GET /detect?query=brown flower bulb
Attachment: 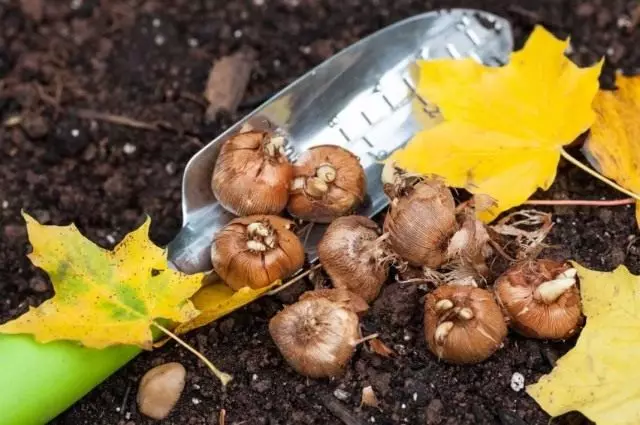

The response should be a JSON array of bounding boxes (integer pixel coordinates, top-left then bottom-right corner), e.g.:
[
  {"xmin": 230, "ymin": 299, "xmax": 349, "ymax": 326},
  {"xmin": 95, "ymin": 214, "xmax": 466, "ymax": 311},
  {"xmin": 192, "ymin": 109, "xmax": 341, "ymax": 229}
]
[
  {"xmin": 382, "ymin": 164, "xmax": 457, "ymax": 268},
  {"xmin": 211, "ymin": 215, "xmax": 304, "ymax": 290},
  {"xmin": 424, "ymin": 285, "xmax": 507, "ymax": 364},
  {"xmin": 299, "ymin": 288, "xmax": 369, "ymax": 316},
  {"xmin": 211, "ymin": 131, "xmax": 293, "ymax": 216},
  {"xmin": 317, "ymin": 216, "xmax": 390, "ymax": 302},
  {"xmin": 287, "ymin": 145, "xmax": 366, "ymax": 223},
  {"xmin": 269, "ymin": 297, "xmax": 360, "ymax": 378},
  {"xmin": 495, "ymin": 259, "xmax": 582, "ymax": 340}
]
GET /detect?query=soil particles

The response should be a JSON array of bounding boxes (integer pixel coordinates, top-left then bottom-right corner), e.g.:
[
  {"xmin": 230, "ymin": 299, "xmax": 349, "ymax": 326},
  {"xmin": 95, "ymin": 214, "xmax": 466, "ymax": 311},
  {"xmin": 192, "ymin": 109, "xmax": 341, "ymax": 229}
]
[{"xmin": 2, "ymin": 0, "xmax": 640, "ymax": 424}]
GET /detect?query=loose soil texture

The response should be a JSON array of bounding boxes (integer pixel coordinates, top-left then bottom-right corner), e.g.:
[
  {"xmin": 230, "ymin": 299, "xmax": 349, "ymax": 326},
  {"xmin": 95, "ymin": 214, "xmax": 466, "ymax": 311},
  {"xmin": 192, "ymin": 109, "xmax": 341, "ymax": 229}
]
[{"xmin": 2, "ymin": 0, "xmax": 640, "ymax": 424}]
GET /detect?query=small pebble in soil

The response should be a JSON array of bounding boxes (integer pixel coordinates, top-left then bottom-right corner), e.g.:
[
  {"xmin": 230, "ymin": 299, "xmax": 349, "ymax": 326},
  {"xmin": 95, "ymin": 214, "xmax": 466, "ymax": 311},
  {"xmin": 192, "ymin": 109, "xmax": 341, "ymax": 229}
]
[
  {"xmin": 165, "ymin": 162, "xmax": 176, "ymax": 175},
  {"xmin": 2, "ymin": 200, "xmax": 8, "ymax": 209},
  {"xmin": 333, "ymin": 388, "xmax": 350, "ymax": 400},
  {"xmin": 155, "ymin": 34, "xmax": 166, "ymax": 46},
  {"xmin": 188, "ymin": 37, "xmax": 199, "ymax": 47},
  {"xmin": 137, "ymin": 362, "xmax": 186, "ymax": 420},
  {"xmin": 510, "ymin": 372, "xmax": 525, "ymax": 392},
  {"xmin": 192, "ymin": 398, "xmax": 201, "ymax": 405},
  {"xmin": 122, "ymin": 143, "xmax": 137, "ymax": 155}
]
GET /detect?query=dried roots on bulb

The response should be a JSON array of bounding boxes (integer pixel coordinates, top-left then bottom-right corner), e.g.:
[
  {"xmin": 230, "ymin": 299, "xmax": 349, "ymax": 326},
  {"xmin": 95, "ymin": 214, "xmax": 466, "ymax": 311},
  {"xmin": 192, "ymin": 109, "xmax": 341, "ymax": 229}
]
[
  {"xmin": 317, "ymin": 216, "xmax": 392, "ymax": 302},
  {"xmin": 494, "ymin": 259, "xmax": 582, "ymax": 340},
  {"xmin": 299, "ymin": 288, "xmax": 369, "ymax": 316},
  {"xmin": 287, "ymin": 145, "xmax": 366, "ymax": 223},
  {"xmin": 211, "ymin": 130, "xmax": 293, "ymax": 216},
  {"xmin": 424, "ymin": 285, "xmax": 507, "ymax": 364},
  {"xmin": 445, "ymin": 211, "xmax": 493, "ymax": 281},
  {"xmin": 490, "ymin": 210, "xmax": 554, "ymax": 260},
  {"xmin": 211, "ymin": 215, "xmax": 304, "ymax": 290},
  {"xmin": 382, "ymin": 166, "xmax": 457, "ymax": 268},
  {"xmin": 269, "ymin": 297, "xmax": 360, "ymax": 378}
]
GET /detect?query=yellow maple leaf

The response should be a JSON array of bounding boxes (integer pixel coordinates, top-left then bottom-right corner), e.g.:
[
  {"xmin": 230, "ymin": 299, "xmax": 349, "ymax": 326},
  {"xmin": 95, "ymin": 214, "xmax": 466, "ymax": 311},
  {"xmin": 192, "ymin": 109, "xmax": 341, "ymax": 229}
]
[
  {"xmin": 0, "ymin": 212, "xmax": 203, "ymax": 350},
  {"xmin": 154, "ymin": 279, "xmax": 280, "ymax": 345},
  {"xmin": 585, "ymin": 73, "xmax": 640, "ymax": 226},
  {"xmin": 527, "ymin": 263, "xmax": 640, "ymax": 425},
  {"xmin": 389, "ymin": 26, "xmax": 603, "ymax": 221}
]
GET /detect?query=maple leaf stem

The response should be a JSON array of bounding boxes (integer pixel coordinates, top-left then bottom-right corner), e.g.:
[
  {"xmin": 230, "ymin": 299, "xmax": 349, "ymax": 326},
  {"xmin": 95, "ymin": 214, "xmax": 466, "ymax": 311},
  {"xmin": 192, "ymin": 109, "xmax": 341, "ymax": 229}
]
[
  {"xmin": 560, "ymin": 148, "xmax": 640, "ymax": 201},
  {"xmin": 525, "ymin": 198, "xmax": 635, "ymax": 206},
  {"xmin": 151, "ymin": 321, "xmax": 233, "ymax": 387}
]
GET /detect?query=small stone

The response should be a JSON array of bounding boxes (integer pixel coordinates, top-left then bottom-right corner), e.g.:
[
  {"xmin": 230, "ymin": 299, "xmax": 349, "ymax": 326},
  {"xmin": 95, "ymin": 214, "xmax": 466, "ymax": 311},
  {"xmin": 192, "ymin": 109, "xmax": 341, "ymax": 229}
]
[
  {"xmin": 333, "ymin": 388, "xmax": 350, "ymax": 401},
  {"xmin": 192, "ymin": 397, "xmax": 201, "ymax": 405},
  {"xmin": 123, "ymin": 143, "xmax": 136, "ymax": 154},
  {"xmin": 137, "ymin": 362, "xmax": 186, "ymax": 420},
  {"xmin": 165, "ymin": 162, "xmax": 176, "ymax": 175},
  {"xmin": 425, "ymin": 399, "xmax": 443, "ymax": 425},
  {"xmin": 510, "ymin": 372, "xmax": 525, "ymax": 392},
  {"xmin": 1, "ymin": 200, "xmax": 8, "ymax": 209},
  {"xmin": 233, "ymin": 29, "xmax": 243, "ymax": 38},
  {"xmin": 154, "ymin": 34, "xmax": 166, "ymax": 46}
]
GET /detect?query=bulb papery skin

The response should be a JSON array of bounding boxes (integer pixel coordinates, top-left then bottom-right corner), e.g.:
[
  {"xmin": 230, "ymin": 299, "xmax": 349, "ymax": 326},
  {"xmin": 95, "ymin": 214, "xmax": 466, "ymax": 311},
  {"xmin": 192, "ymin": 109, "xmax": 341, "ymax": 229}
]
[
  {"xmin": 424, "ymin": 285, "xmax": 507, "ymax": 364},
  {"xmin": 299, "ymin": 288, "xmax": 369, "ymax": 316},
  {"xmin": 384, "ymin": 179, "xmax": 457, "ymax": 268},
  {"xmin": 269, "ymin": 297, "xmax": 360, "ymax": 378},
  {"xmin": 495, "ymin": 259, "xmax": 583, "ymax": 340},
  {"xmin": 211, "ymin": 131, "xmax": 293, "ymax": 216},
  {"xmin": 317, "ymin": 216, "xmax": 389, "ymax": 302},
  {"xmin": 287, "ymin": 145, "xmax": 366, "ymax": 223},
  {"xmin": 211, "ymin": 215, "xmax": 304, "ymax": 290}
]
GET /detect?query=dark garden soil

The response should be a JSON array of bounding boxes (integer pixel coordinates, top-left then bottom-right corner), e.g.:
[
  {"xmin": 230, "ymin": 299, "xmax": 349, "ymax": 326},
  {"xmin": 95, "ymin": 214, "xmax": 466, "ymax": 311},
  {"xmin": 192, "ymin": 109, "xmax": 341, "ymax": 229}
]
[{"xmin": 2, "ymin": 0, "xmax": 640, "ymax": 424}]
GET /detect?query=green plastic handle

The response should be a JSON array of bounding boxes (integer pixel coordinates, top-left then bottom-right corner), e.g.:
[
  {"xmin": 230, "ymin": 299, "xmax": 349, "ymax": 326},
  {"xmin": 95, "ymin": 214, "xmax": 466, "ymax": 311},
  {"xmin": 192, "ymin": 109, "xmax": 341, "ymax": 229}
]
[{"xmin": 0, "ymin": 334, "xmax": 140, "ymax": 425}]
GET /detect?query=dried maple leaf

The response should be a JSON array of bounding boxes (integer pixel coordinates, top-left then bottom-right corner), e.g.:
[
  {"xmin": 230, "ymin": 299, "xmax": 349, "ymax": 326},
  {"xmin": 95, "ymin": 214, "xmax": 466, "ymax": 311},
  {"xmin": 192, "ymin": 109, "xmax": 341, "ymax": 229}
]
[
  {"xmin": 0, "ymin": 212, "xmax": 203, "ymax": 350},
  {"xmin": 584, "ymin": 73, "xmax": 640, "ymax": 226},
  {"xmin": 528, "ymin": 263, "xmax": 640, "ymax": 425},
  {"xmin": 388, "ymin": 26, "xmax": 603, "ymax": 222}
]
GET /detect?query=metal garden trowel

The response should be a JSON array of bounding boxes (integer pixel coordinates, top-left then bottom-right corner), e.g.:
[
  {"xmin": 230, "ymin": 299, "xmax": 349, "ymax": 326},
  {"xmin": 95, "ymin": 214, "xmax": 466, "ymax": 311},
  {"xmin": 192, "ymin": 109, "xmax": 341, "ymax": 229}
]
[{"xmin": 167, "ymin": 8, "xmax": 514, "ymax": 275}]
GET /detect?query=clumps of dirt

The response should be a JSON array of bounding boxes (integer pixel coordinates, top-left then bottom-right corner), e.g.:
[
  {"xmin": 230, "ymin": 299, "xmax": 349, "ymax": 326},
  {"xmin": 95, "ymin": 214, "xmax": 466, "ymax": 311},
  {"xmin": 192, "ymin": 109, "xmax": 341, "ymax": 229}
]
[{"xmin": 2, "ymin": 1, "xmax": 636, "ymax": 425}]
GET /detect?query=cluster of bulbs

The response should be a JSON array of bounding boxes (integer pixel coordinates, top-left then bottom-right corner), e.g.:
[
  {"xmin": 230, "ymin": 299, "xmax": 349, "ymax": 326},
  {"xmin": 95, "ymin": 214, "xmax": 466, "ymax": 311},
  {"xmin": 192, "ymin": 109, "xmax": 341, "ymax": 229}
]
[{"xmin": 209, "ymin": 129, "xmax": 583, "ymax": 378}]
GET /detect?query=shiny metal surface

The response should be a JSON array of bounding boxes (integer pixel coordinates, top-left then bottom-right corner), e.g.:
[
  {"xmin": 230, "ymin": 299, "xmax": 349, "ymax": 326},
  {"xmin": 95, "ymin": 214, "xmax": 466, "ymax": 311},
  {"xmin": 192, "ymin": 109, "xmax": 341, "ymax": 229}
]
[{"xmin": 168, "ymin": 8, "xmax": 514, "ymax": 274}]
